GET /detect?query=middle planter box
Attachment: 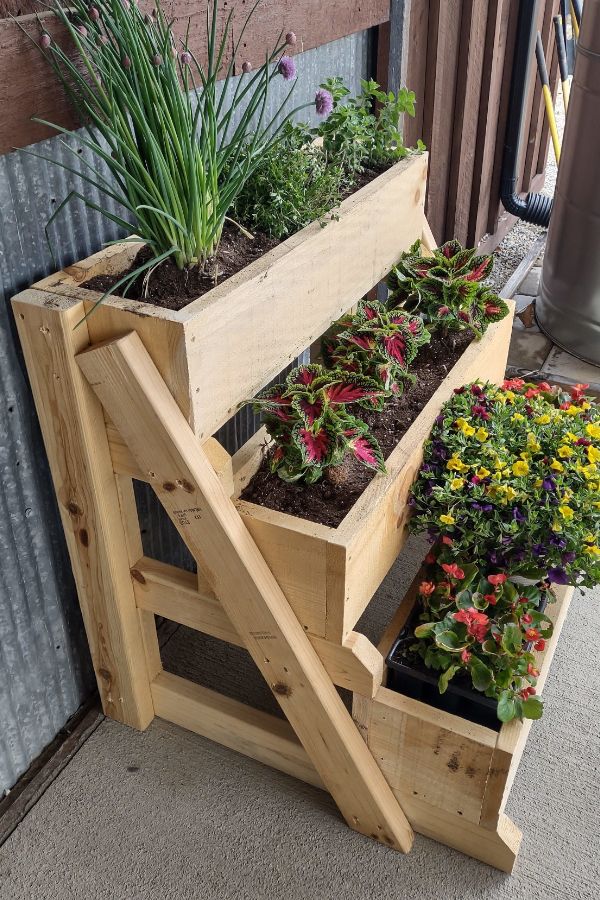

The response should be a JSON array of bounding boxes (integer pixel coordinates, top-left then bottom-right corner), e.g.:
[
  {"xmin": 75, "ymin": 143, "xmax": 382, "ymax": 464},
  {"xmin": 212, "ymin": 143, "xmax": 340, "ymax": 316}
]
[{"xmin": 232, "ymin": 307, "xmax": 514, "ymax": 643}]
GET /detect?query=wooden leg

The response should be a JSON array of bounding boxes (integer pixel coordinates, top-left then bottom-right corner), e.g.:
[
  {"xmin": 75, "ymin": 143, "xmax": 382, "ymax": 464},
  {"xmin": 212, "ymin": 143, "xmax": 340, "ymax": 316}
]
[
  {"xmin": 77, "ymin": 331, "xmax": 414, "ymax": 854},
  {"xmin": 13, "ymin": 294, "xmax": 154, "ymax": 729}
]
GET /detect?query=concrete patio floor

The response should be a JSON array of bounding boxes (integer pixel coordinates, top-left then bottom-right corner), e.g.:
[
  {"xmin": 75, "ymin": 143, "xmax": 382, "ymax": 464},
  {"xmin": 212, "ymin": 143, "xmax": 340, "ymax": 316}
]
[{"xmin": 0, "ymin": 531, "xmax": 599, "ymax": 900}]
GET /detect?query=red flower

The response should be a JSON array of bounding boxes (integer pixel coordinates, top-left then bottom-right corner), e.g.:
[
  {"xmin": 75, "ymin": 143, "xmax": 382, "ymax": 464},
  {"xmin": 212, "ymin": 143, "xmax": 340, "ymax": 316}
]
[
  {"xmin": 521, "ymin": 613, "xmax": 533, "ymax": 625},
  {"xmin": 442, "ymin": 536, "xmax": 453, "ymax": 546},
  {"xmin": 571, "ymin": 383, "xmax": 589, "ymax": 402},
  {"xmin": 471, "ymin": 475, "xmax": 481, "ymax": 485},
  {"xmin": 458, "ymin": 311, "xmax": 470, "ymax": 322},
  {"xmin": 425, "ymin": 552, "xmax": 436, "ymax": 565},
  {"xmin": 519, "ymin": 596, "xmax": 529, "ymax": 604},
  {"xmin": 524, "ymin": 387, "xmax": 539, "ymax": 399},
  {"xmin": 487, "ymin": 573, "xmax": 507, "ymax": 586},
  {"xmin": 527, "ymin": 663, "xmax": 540, "ymax": 677},
  {"xmin": 461, "ymin": 648, "xmax": 471, "ymax": 663},
  {"xmin": 503, "ymin": 378, "xmax": 525, "ymax": 390},
  {"xmin": 520, "ymin": 686, "xmax": 536, "ymax": 699},
  {"xmin": 454, "ymin": 608, "xmax": 489, "ymax": 642},
  {"xmin": 534, "ymin": 639, "xmax": 546, "ymax": 651},
  {"xmin": 525, "ymin": 628, "xmax": 540, "ymax": 641},
  {"xmin": 560, "ymin": 402, "xmax": 572, "ymax": 410},
  {"xmin": 471, "ymin": 404, "xmax": 490, "ymax": 419},
  {"xmin": 442, "ymin": 563, "xmax": 465, "ymax": 580},
  {"xmin": 484, "ymin": 593, "xmax": 497, "ymax": 605},
  {"xmin": 538, "ymin": 381, "xmax": 552, "ymax": 391},
  {"xmin": 419, "ymin": 581, "xmax": 436, "ymax": 596}
]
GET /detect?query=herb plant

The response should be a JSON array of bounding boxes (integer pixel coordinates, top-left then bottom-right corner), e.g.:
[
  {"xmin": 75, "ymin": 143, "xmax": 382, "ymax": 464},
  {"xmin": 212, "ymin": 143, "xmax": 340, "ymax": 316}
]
[
  {"xmin": 27, "ymin": 0, "xmax": 324, "ymax": 302},
  {"xmin": 231, "ymin": 122, "xmax": 346, "ymax": 240},
  {"xmin": 387, "ymin": 240, "xmax": 509, "ymax": 339},
  {"xmin": 409, "ymin": 379, "xmax": 600, "ymax": 585},
  {"xmin": 409, "ymin": 548, "xmax": 552, "ymax": 722},
  {"xmin": 252, "ymin": 364, "xmax": 386, "ymax": 483},
  {"xmin": 315, "ymin": 77, "xmax": 421, "ymax": 179},
  {"xmin": 323, "ymin": 300, "xmax": 430, "ymax": 400}
]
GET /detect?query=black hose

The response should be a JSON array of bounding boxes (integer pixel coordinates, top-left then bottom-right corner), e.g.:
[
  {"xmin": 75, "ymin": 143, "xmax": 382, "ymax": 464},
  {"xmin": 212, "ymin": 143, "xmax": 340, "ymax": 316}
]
[{"xmin": 500, "ymin": 0, "xmax": 553, "ymax": 227}]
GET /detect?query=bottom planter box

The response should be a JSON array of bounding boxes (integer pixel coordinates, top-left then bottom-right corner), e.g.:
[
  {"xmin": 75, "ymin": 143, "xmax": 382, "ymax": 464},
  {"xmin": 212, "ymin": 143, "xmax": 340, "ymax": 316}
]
[{"xmin": 352, "ymin": 572, "xmax": 574, "ymax": 872}]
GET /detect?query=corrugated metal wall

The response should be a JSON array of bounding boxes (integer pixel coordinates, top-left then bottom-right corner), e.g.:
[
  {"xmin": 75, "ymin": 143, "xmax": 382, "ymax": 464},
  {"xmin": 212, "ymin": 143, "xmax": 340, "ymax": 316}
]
[{"xmin": 0, "ymin": 30, "xmax": 371, "ymax": 794}]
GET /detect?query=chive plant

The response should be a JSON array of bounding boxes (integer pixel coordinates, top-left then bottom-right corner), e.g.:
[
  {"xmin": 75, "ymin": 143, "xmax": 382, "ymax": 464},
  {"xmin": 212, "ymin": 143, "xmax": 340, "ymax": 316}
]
[{"xmin": 25, "ymin": 0, "xmax": 327, "ymax": 302}]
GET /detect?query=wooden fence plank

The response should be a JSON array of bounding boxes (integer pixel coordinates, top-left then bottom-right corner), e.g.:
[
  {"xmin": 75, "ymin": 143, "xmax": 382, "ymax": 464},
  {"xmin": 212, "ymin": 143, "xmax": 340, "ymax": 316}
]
[
  {"xmin": 403, "ymin": 0, "xmax": 429, "ymax": 150},
  {"xmin": 0, "ymin": 1, "xmax": 389, "ymax": 155}
]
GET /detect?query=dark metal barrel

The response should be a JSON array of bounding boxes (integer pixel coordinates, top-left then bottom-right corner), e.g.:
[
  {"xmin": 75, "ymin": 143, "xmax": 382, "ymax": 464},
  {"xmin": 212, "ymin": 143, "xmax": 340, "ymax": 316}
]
[{"xmin": 536, "ymin": 0, "xmax": 600, "ymax": 365}]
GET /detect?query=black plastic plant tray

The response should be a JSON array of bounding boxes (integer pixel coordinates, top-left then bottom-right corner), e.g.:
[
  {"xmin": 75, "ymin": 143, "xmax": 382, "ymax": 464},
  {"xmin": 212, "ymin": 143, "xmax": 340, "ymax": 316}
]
[{"xmin": 385, "ymin": 593, "xmax": 549, "ymax": 732}]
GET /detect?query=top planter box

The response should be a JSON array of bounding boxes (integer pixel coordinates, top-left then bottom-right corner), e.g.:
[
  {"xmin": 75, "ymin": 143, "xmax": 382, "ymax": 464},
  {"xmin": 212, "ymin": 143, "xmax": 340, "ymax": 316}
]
[{"xmin": 34, "ymin": 154, "xmax": 430, "ymax": 442}]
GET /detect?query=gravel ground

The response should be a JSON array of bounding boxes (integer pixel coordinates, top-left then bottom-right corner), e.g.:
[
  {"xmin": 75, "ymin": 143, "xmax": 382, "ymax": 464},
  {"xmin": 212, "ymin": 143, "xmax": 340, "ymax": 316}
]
[{"xmin": 485, "ymin": 92, "xmax": 565, "ymax": 293}]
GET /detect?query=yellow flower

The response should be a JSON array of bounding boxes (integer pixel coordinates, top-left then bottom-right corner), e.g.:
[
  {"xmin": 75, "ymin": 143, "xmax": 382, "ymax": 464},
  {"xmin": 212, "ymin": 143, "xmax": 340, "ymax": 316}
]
[
  {"xmin": 565, "ymin": 405, "xmax": 581, "ymax": 416},
  {"xmin": 439, "ymin": 514, "xmax": 455, "ymax": 525},
  {"xmin": 551, "ymin": 520, "xmax": 563, "ymax": 532},
  {"xmin": 505, "ymin": 486, "xmax": 517, "ymax": 502},
  {"xmin": 586, "ymin": 423, "xmax": 600, "ymax": 439},
  {"xmin": 475, "ymin": 427, "xmax": 489, "ymax": 443},
  {"xmin": 550, "ymin": 459, "xmax": 564, "ymax": 472},
  {"xmin": 447, "ymin": 456, "xmax": 469, "ymax": 473},
  {"xmin": 585, "ymin": 534, "xmax": 596, "ymax": 543},
  {"xmin": 455, "ymin": 418, "xmax": 475, "ymax": 437},
  {"xmin": 527, "ymin": 433, "xmax": 541, "ymax": 452},
  {"xmin": 583, "ymin": 464, "xmax": 598, "ymax": 480},
  {"xmin": 558, "ymin": 505, "xmax": 574, "ymax": 519},
  {"xmin": 558, "ymin": 445, "xmax": 574, "ymax": 458},
  {"xmin": 535, "ymin": 414, "xmax": 551, "ymax": 425},
  {"xmin": 585, "ymin": 545, "xmax": 600, "ymax": 556},
  {"xmin": 534, "ymin": 478, "xmax": 543, "ymax": 488},
  {"xmin": 565, "ymin": 431, "xmax": 580, "ymax": 444},
  {"xmin": 512, "ymin": 460, "xmax": 529, "ymax": 476},
  {"xmin": 588, "ymin": 445, "xmax": 600, "ymax": 464},
  {"xmin": 520, "ymin": 451, "xmax": 531, "ymax": 461},
  {"xmin": 450, "ymin": 478, "xmax": 465, "ymax": 490},
  {"xmin": 512, "ymin": 412, "xmax": 526, "ymax": 422},
  {"xmin": 476, "ymin": 466, "xmax": 491, "ymax": 479},
  {"xmin": 581, "ymin": 402, "xmax": 591, "ymax": 411},
  {"xmin": 504, "ymin": 390, "xmax": 516, "ymax": 402}
]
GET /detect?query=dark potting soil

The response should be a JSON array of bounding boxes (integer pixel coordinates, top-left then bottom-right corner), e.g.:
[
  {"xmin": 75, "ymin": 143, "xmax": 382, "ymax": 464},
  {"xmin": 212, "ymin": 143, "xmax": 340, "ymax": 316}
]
[
  {"xmin": 83, "ymin": 223, "xmax": 280, "ymax": 311},
  {"xmin": 240, "ymin": 331, "xmax": 473, "ymax": 528}
]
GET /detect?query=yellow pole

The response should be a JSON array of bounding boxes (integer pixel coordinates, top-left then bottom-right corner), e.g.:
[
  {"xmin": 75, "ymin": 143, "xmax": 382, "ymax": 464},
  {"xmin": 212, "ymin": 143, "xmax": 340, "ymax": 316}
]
[{"xmin": 536, "ymin": 33, "xmax": 561, "ymax": 164}]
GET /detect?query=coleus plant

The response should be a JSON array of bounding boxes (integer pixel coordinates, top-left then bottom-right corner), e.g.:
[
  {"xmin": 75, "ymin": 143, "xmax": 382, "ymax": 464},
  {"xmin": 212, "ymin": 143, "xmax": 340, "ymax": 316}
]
[
  {"xmin": 410, "ymin": 547, "xmax": 553, "ymax": 722},
  {"xmin": 252, "ymin": 364, "xmax": 387, "ymax": 483},
  {"xmin": 386, "ymin": 239, "xmax": 509, "ymax": 339},
  {"xmin": 322, "ymin": 300, "xmax": 430, "ymax": 400}
]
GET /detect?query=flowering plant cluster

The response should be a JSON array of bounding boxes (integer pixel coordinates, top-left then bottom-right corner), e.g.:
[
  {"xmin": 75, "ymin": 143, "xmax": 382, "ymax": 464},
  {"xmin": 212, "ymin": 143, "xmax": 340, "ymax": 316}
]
[
  {"xmin": 252, "ymin": 364, "xmax": 386, "ymax": 483},
  {"xmin": 386, "ymin": 240, "xmax": 509, "ymax": 339},
  {"xmin": 30, "ymin": 0, "xmax": 328, "ymax": 306},
  {"xmin": 322, "ymin": 301, "xmax": 430, "ymax": 400},
  {"xmin": 410, "ymin": 547, "xmax": 552, "ymax": 722},
  {"xmin": 409, "ymin": 379, "xmax": 600, "ymax": 586}
]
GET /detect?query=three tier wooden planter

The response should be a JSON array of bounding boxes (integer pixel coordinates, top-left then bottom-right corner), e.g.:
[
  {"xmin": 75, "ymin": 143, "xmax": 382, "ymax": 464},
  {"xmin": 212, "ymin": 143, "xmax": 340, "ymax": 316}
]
[{"xmin": 13, "ymin": 152, "xmax": 527, "ymax": 869}]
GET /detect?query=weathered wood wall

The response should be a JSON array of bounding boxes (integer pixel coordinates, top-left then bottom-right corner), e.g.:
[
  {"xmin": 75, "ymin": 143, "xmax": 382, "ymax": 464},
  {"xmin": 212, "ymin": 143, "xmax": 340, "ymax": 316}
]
[{"xmin": 401, "ymin": 0, "xmax": 561, "ymax": 249}]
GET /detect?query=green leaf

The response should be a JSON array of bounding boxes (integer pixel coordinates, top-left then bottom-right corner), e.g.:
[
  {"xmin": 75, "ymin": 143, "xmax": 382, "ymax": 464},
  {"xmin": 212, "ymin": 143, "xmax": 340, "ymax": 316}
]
[
  {"xmin": 469, "ymin": 656, "xmax": 493, "ymax": 691},
  {"xmin": 438, "ymin": 665, "xmax": 459, "ymax": 694},
  {"xmin": 472, "ymin": 591, "xmax": 489, "ymax": 610},
  {"xmin": 497, "ymin": 691, "xmax": 518, "ymax": 723},
  {"xmin": 455, "ymin": 590, "xmax": 473, "ymax": 609},
  {"xmin": 501, "ymin": 623, "xmax": 523, "ymax": 655},
  {"xmin": 435, "ymin": 630, "xmax": 468, "ymax": 652},
  {"xmin": 414, "ymin": 622, "xmax": 436, "ymax": 639},
  {"xmin": 522, "ymin": 696, "xmax": 544, "ymax": 720}
]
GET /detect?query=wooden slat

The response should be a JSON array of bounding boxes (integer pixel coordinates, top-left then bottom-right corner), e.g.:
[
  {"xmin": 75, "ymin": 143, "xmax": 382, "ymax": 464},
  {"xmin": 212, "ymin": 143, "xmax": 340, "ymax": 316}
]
[
  {"xmin": 403, "ymin": 0, "xmax": 429, "ymax": 150},
  {"xmin": 11, "ymin": 290, "xmax": 154, "ymax": 729},
  {"xmin": 522, "ymin": 1, "xmax": 559, "ymax": 187},
  {"xmin": 0, "ymin": 1, "xmax": 389, "ymax": 155},
  {"xmin": 77, "ymin": 330, "xmax": 414, "ymax": 853},
  {"xmin": 151, "ymin": 671, "xmax": 324, "ymax": 790},
  {"xmin": 131, "ymin": 556, "xmax": 384, "ymax": 697}
]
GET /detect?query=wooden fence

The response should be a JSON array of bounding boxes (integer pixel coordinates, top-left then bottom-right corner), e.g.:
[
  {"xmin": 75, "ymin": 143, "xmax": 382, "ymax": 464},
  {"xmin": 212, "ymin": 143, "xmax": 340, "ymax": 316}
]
[
  {"xmin": 398, "ymin": 0, "xmax": 560, "ymax": 249},
  {"xmin": 1, "ymin": 0, "xmax": 559, "ymax": 250}
]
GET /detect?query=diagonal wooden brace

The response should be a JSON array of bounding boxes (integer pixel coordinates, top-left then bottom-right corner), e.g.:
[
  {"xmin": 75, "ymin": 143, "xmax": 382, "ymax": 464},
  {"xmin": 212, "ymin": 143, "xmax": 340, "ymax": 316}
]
[{"xmin": 77, "ymin": 330, "xmax": 414, "ymax": 854}]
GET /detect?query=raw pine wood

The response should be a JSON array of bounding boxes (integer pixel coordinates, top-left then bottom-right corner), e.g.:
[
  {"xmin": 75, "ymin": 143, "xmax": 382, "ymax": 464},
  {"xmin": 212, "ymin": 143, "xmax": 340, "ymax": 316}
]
[
  {"xmin": 76, "ymin": 331, "xmax": 414, "ymax": 853},
  {"xmin": 352, "ymin": 575, "xmax": 575, "ymax": 870},
  {"xmin": 151, "ymin": 671, "xmax": 324, "ymax": 790},
  {"xmin": 1, "ymin": 1, "xmax": 389, "ymax": 155},
  {"xmin": 11, "ymin": 290, "xmax": 154, "ymax": 729},
  {"xmin": 32, "ymin": 155, "xmax": 428, "ymax": 441},
  {"xmin": 132, "ymin": 556, "xmax": 384, "ymax": 697}
]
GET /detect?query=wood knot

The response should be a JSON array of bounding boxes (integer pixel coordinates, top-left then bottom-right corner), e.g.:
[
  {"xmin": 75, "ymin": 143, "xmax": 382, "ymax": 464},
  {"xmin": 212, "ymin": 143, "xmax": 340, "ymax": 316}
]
[
  {"xmin": 162, "ymin": 482, "xmax": 177, "ymax": 492},
  {"xmin": 98, "ymin": 667, "xmax": 111, "ymax": 684},
  {"xmin": 447, "ymin": 752, "xmax": 460, "ymax": 772},
  {"xmin": 66, "ymin": 500, "xmax": 82, "ymax": 516},
  {"xmin": 272, "ymin": 682, "xmax": 292, "ymax": 697},
  {"xmin": 178, "ymin": 479, "xmax": 195, "ymax": 493},
  {"xmin": 130, "ymin": 569, "xmax": 146, "ymax": 585},
  {"xmin": 79, "ymin": 528, "xmax": 89, "ymax": 547}
]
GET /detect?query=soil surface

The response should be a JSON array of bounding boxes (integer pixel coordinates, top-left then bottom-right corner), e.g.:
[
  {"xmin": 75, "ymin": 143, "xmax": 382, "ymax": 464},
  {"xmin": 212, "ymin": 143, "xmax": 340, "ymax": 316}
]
[
  {"xmin": 83, "ymin": 224, "xmax": 280, "ymax": 311},
  {"xmin": 240, "ymin": 331, "xmax": 472, "ymax": 528}
]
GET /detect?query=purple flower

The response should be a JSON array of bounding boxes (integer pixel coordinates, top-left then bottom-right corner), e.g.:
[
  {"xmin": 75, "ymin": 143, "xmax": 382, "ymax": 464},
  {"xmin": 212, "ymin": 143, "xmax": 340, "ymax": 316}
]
[
  {"xmin": 88, "ymin": 6, "xmax": 100, "ymax": 21},
  {"xmin": 315, "ymin": 88, "xmax": 334, "ymax": 117},
  {"xmin": 533, "ymin": 543, "xmax": 546, "ymax": 557},
  {"xmin": 562, "ymin": 551, "xmax": 577, "ymax": 564},
  {"xmin": 278, "ymin": 55, "xmax": 296, "ymax": 80},
  {"xmin": 242, "ymin": 61, "xmax": 252, "ymax": 74},
  {"xmin": 542, "ymin": 477, "xmax": 556, "ymax": 491},
  {"xmin": 76, "ymin": 25, "xmax": 88, "ymax": 37},
  {"xmin": 122, "ymin": 55, "xmax": 131, "ymax": 70},
  {"xmin": 286, "ymin": 31, "xmax": 297, "ymax": 46},
  {"xmin": 512, "ymin": 507, "xmax": 526, "ymax": 523},
  {"xmin": 547, "ymin": 566, "xmax": 569, "ymax": 585},
  {"xmin": 550, "ymin": 535, "xmax": 567, "ymax": 550},
  {"xmin": 152, "ymin": 53, "xmax": 163, "ymax": 66},
  {"xmin": 180, "ymin": 51, "xmax": 192, "ymax": 66},
  {"xmin": 39, "ymin": 33, "xmax": 51, "ymax": 49}
]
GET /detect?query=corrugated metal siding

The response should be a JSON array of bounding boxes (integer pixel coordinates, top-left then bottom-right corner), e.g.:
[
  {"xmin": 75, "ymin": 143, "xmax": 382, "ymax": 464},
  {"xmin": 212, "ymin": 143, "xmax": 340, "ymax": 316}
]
[{"xmin": 0, "ymin": 30, "xmax": 370, "ymax": 793}]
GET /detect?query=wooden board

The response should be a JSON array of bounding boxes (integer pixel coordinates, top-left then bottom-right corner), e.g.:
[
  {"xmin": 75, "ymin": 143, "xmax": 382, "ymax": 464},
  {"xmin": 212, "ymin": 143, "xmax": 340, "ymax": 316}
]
[
  {"xmin": 30, "ymin": 155, "xmax": 428, "ymax": 441},
  {"xmin": 11, "ymin": 290, "xmax": 154, "ymax": 729},
  {"xmin": 76, "ymin": 329, "xmax": 415, "ymax": 853},
  {"xmin": 0, "ymin": 1, "xmax": 389, "ymax": 155}
]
